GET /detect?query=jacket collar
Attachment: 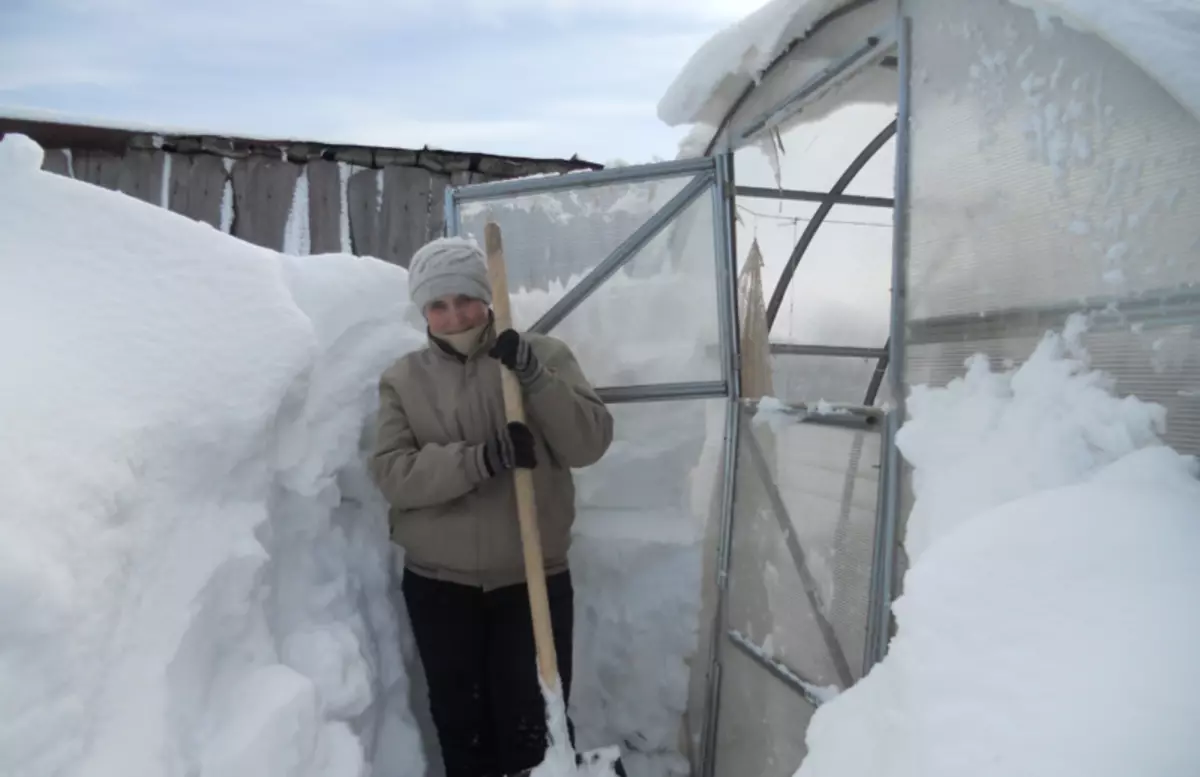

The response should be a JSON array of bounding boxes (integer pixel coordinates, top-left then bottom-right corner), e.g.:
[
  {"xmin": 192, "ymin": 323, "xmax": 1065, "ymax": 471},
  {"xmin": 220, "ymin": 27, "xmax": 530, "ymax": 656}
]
[{"xmin": 428, "ymin": 310, "xmax": 497, "ymax": 364}]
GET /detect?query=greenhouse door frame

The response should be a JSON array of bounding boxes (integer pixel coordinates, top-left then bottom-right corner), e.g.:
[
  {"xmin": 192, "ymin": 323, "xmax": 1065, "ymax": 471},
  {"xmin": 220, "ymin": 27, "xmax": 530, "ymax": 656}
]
[
  {"xmin": 444, "ymin": 154, "xmax": 741, "ymax": 404},
  {"xmin": 445, "ymin": 152, "xmax": 743, "ymax": 772}
]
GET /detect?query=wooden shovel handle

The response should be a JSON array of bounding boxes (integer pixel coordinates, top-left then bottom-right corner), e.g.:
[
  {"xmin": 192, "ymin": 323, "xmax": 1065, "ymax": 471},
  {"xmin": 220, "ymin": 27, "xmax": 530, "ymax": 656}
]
[{"xmin": 484, "ymin": 221, "xmax": 560, "ymax": 691}]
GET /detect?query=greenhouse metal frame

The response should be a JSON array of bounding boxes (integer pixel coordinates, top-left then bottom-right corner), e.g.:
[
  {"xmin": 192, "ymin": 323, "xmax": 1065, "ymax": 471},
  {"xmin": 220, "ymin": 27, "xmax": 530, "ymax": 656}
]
[{"xmin": 443, "ymin": 8, "xmax": 911, "ymax": 775}]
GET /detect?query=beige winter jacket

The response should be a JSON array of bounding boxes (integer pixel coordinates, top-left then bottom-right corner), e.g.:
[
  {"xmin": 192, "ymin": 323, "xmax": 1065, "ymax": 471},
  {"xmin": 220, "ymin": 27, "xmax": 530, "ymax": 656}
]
[{"xmin": 369, "ymin": 322, "xmax": 614, "ymax": 590}]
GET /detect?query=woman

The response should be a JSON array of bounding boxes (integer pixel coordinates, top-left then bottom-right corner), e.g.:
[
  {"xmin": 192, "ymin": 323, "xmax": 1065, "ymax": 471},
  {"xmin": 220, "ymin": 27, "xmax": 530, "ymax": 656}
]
[{"xmin": 370, "ymin": 236, "xmax": 614, "ymax": 777}]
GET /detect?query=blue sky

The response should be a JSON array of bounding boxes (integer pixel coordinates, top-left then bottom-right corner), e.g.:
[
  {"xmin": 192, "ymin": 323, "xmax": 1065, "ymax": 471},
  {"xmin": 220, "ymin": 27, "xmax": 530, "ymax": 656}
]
[{"xmin": 0, "ymin": 0, "xmax": 770, "ymax": 164}]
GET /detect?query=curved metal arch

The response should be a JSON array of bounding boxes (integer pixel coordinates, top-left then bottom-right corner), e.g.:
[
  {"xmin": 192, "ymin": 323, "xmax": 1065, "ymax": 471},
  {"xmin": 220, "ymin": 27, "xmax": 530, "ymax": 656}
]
[{"xmin": 765, "ymin": 119, "xmax": 896, "ymax": 329}]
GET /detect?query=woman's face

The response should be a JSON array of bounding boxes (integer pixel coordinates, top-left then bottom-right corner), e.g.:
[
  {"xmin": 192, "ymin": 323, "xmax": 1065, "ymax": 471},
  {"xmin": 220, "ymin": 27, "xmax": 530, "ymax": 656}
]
[{"xmin": 424, "ymin": 294, "xmax": 489, "ymax": 335}]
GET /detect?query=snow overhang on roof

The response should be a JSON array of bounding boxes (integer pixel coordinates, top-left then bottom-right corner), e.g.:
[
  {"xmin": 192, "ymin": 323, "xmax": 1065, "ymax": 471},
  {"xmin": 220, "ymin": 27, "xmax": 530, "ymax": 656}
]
[{"xmin": 660, "ymin": 0, "xmax": 1200, "ymax": 148}]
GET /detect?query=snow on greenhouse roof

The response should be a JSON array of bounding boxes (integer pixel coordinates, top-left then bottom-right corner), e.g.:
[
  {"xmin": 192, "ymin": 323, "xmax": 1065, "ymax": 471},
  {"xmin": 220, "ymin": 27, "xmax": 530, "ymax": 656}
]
[{"xmin": 659, "ymin": 0, "xmax": 1200, "ymax": 130}]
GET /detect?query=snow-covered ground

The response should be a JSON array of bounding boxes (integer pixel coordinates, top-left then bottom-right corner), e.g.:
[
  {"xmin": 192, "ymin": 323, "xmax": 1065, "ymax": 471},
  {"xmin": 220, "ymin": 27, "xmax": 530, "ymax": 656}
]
[
  {"xmin": 0, "ymin": 133, "xmax": 710, "ymax": 777},
  {"xmin": 796, "ymin": 317, "xmax": 1200, "ymax": 777}
]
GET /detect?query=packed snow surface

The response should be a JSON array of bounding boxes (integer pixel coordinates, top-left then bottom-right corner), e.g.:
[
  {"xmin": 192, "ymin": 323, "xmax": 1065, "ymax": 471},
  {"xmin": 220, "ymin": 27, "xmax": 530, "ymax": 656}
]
[
  {"xmin": 659, "ymin": 0, "xmax": 1200, "ymax": 135},
  {"xmin": 794, "ymin": 317, "xmax": 1200, "ymax": 777},
  {"xmin": 0, "ymin": 133, "xmax": 711, "ymax": 777}
]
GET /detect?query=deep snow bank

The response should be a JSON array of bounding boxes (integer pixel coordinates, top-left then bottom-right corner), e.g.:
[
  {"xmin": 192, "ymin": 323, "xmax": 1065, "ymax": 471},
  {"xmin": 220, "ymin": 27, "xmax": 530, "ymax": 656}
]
[
  {"xmin": 795, "ymin": 318, "xmax": 1200, "ymax": 777},
  {"xmin": 0, "ymin": 134, "xmax": 427, "ymax": 777}
]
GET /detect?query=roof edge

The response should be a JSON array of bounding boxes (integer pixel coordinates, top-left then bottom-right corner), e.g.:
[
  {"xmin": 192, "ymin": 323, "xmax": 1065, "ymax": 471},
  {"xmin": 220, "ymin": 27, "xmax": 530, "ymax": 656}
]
[{"xmin": 0, "ymin": 113, "xmax": 604, "ymax": 176}]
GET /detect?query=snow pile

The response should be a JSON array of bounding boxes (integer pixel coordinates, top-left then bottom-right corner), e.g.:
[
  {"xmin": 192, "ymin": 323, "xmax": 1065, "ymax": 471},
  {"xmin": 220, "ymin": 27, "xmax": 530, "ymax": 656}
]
[
  {"xmin": 0, "ymin": 132, "xmax": 44, "ymax": 174},
  {"xmin": 0, "ymin": 133, "xmax": 710, "ymax": 777},
  {"xmin": 0, "ymin": 133, "xmax": 428, "ymax": 777},
  {"xmin": 795, "ymin": 317, "xmax": 1200, "ymax": 777}
]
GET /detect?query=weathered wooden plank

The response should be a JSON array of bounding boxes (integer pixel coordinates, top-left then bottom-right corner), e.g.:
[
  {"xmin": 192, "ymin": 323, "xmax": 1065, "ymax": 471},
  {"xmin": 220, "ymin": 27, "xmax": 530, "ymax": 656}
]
[
  {"xmin": 118, "ymin": 149, "xmax": 166, "ymax": 206},
  {"xmin": 379, "ymin": 166, "xmax": 433, "ymax": 267},
  {"xmin": 230, "ymin": 156, "xmax": 300, "ymax": 251},
  {"xmin": 306, "ymin": 159, "xmax": 343, "ymax": 255},
  {"xmin": 426, "ymin": 172, "xmax": 450, "ymax": 244},
  {"xmin": 168, "ymin": 154, "xmax": 227, "ymax": 229},
  {"xmin": 449, "ymin": 170, "xmax": 488, "ymax": 187},
  {"xmin": 72, "ymin": 150, "xmax": 123, "ymax": 191},
  {"xmin": 347, "ymin": 168, "xmax": 382, "ymax": 258},
  {"xmin": 41, "ymin": 149, "xmax": 71, "ymax": 177}
]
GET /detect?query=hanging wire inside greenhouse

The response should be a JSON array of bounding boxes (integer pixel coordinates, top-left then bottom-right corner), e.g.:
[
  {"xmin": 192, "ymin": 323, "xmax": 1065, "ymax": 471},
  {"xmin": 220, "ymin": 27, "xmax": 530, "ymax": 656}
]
[{"xmin": 735, "ymin": 203, "xmax": 892, "ymax": 229}]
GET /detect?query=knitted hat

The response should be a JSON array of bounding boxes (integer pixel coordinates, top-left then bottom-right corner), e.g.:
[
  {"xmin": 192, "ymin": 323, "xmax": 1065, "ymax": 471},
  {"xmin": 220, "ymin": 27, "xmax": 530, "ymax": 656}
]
[{"xmin": 408, "ymin": 237, "xmax": 493, "ymax": 311}]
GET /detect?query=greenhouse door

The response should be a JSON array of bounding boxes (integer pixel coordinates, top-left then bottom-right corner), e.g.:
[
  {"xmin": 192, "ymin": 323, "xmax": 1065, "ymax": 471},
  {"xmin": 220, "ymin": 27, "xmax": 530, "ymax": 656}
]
[{"xmin": 445, "ymin": 155, "xmax": 740, "ymax": 775}]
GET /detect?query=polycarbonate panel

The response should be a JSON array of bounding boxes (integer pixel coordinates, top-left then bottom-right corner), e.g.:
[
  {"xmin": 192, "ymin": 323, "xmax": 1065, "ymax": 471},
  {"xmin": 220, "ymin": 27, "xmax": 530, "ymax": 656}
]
[
  {"xmin": 905, "ymin": 0, "xmax": 1200, "ymax": 454},
  {"xmin": 456, "ymin": 171, "xmax": 723, "ymax": 388},
  {"xmin": 758, "ymin": 204, "xmax": 893, "ymax": 347},
  {"xmin": 457, "ymin": 174, "xmax": 690, "ymax": 291},
  {"xmin": 772, "ymin": 353, "xmax": 892, "ymax": 407},
  {"xmin": 569, "ymin": 399, "xmax": 725, "ymax": 777},
  {"xmin": 731, "ymin": 104, "xmax": 897, "ymax": 195},
  {"xmin": 551, "ymin": 193, "xmax": 724, "ymax": 386},
  {"xmin": 712, "ymin": 636, "xmax": 815, "ymax": 777},
  {"xmin": 726, "ymin": 404, "xmax": 883, "ymax": 690}
]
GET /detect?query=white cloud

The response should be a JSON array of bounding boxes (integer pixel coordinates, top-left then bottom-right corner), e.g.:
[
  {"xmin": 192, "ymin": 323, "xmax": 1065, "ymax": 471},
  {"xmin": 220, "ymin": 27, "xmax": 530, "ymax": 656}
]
[{"xmin": 0, "ymin": 0, "xmax": 774, "ymax": 160}]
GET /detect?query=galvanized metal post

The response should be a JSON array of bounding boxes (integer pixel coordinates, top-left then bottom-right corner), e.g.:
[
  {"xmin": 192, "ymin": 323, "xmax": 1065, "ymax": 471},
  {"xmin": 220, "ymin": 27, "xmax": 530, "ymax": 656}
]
[
  {"xmin": 700, "ymin": 150, "xmax": 741, "ymax": 777},
  {"xmin": 865, "ymin": 7, "xmax": 912, "ymax": 674}
]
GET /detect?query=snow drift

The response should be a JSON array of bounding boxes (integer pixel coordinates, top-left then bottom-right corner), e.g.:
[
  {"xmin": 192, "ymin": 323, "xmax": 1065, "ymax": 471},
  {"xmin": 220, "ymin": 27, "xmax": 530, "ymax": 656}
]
[
  {"xmin": 0, "ymin": 132, "xmax": 711, "ymax": 777},
  {"xmin": 0, "ymin": 132, "xmax": 427, "ymax": 777},
  {"xmin": 795, "ymin": 317, "xmax": 1200, "ymax": 777}
]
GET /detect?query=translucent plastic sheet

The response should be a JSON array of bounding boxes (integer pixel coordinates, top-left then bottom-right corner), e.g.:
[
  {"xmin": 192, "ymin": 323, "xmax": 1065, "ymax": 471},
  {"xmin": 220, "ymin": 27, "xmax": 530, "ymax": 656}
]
[
  {"xmin": 905, "ymin": 0, "xmax": 1200, "ymax": 454},
  {"xmin": 705, "ymin": 400, "xmax": 888, "ymax": 777},
  {"xmin": 553, "ymin": 195, "xmax": 723, "ymax": 387},
  {"xmin": 726, "ymin": 407, "xmax": 882, "ymax": 684},
  {"xmin": 457, "ymin": 175, "xmax": 690, "ymax": 292},
  {"xmin": 732, "ymin": 105, "xmax": 897, "ymax": 195},
  {"xmin": 712, "ymin": 403, "xmax": 882, "ymax": 775},
  {"xmin": 757, "ymin": 203, "xmax": 893, "ymax": 347},
  {"xmin": 457, "ymin": 177, "xmax": 724, "ymax": 388},
  {"xmin": 772, "ymin": 353, "xmax": 892, "ymax": 407},
  {"xmin": 712, "ymin": 639, "xmax": 816, "ymax": 777}
]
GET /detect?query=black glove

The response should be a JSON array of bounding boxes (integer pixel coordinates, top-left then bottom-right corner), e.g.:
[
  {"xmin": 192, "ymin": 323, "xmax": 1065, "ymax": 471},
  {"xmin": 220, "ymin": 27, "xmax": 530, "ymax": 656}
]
[
  {"xmin": 481, "ymin": 421, "xmax": 537, "ymax": 476},
  {"xmin": 490, "ymin": 329, "xmax": 543, "ymax": 387}
]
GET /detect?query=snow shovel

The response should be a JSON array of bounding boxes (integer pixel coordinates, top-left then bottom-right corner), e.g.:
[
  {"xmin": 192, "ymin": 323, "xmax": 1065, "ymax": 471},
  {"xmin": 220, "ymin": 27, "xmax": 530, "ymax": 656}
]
[{"xmin": 483, "ymin": 221, "xmax": 627, "ymax": 777}]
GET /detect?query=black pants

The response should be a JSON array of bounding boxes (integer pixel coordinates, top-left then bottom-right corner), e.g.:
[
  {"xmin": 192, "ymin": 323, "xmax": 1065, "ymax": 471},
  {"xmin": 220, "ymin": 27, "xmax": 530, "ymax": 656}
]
[{"xmin": 402, "ymin": 569, "xmax": 576, "ymax": 777}]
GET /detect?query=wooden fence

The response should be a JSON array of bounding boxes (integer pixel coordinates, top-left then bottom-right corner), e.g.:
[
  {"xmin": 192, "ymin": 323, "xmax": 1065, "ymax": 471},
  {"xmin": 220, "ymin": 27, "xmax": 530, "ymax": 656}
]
[{"xmin": 0, "ymin": 116, "xmax": 602, "ymax": 266}]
